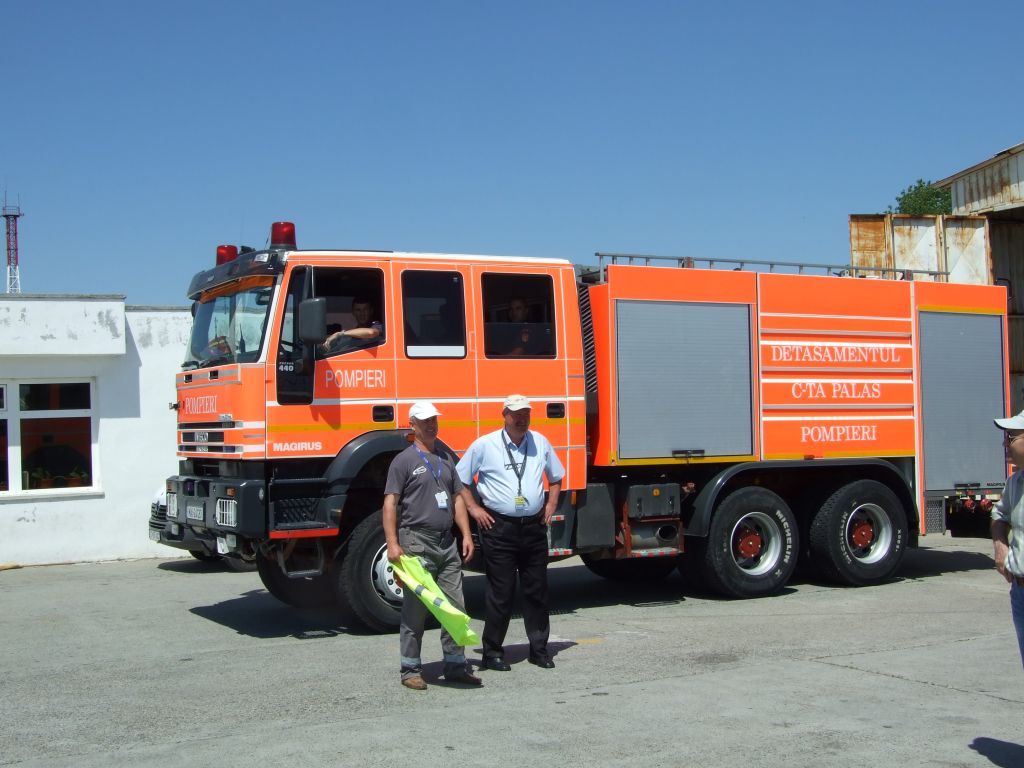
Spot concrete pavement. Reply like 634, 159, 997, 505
1, 535, 1022, 767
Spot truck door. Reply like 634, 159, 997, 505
470, 265, 574, 483
270, 260, 397, 460
393, 263, 478, 452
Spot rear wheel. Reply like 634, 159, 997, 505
809, 480, 907, 586
256, 547, 335, 609
702, 487, 798, 598
582, 554, 677, 582
335, 510, 403, 633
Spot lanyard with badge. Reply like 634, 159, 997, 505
503, 431, 529, 514
415, 446, 449, 510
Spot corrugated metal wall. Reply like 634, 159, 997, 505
991, 220, 1024, 414
950, 151, 1024, 215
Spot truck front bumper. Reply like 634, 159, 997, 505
165, 475, 267, 540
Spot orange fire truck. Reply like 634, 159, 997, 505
162, 221, 1009, 631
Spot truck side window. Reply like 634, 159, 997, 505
482, 273, 556, 358
314, 268, 386, 359
401, 271, 466, 358
277, 268, 306, 365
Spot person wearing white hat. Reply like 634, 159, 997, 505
456, 394, 565, 671
991, 409, 1024, 667
383, 401, 481, 690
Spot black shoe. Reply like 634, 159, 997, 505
528, 656, 555, 669
444, 668, 483, 686
482, 656, 511, 671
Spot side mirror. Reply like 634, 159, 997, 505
298, 298, 326, 344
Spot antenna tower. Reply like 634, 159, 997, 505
4, 201, 23, 294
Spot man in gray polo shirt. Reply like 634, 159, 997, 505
383, 401, 481, 690
992, 409, 1024, 667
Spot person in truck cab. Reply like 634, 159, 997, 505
321, 296, 383, 354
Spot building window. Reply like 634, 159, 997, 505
0, 418, 7, 492
0, 380, 96, 493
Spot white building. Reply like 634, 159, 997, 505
0, 295, 190, 565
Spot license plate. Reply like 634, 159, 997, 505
186, 504, 204, 521
148, 529, 160, 542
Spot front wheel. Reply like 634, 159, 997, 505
702, 487, 798, 598
808, 480, 907, 586
256, 548, 335, 609
335, 510, 403, 633
222, 555, 258, 573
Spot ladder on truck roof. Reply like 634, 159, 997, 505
594, 252, 949, 281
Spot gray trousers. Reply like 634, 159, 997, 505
398, 527, 469, 680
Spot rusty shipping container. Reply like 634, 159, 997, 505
849, 214, 990, 283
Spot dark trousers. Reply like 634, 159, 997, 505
480, 512, 550, 660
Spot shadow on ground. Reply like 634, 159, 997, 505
969, 737, 1024, 767
181, 540, 994, 639
158, 558, 242, 574
897, 541, 993, 580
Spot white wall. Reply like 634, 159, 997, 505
0, 295, 126, 355
0, 299, 192, 565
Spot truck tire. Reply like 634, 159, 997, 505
222, 555, 258, 573
808, 480, 907, 586
581, 554, 677, 582
256, 552, 335, 609
335, 510, 403, 633
702, 487, 798, 598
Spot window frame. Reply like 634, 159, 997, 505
480, 272, 558, 359
401, 269, 468, 359
312, 266, 388, 360
0, 378, 99, 497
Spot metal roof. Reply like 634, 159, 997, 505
933, 141, 1024, 188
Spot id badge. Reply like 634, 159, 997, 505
435, 491, 448, 509
514, 495, 527, 514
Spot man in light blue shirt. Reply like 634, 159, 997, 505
457, 394, 564, 670
992, 409, 1024, 667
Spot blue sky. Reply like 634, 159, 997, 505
4, 1, 1022, 306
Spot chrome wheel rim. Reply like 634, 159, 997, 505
370, 543, 404, 606
730, 511, 782, 576
846, 503, 892, 564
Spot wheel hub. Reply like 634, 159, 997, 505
735, 527, 763, 559
849, 519, 875, 549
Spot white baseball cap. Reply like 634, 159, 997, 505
994, 410, 1024, 430
409, 401, 442, 420
503, 394, 531, 411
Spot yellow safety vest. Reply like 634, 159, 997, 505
392, 554, 480, 646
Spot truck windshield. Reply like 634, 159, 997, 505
184, 277, 275, 369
